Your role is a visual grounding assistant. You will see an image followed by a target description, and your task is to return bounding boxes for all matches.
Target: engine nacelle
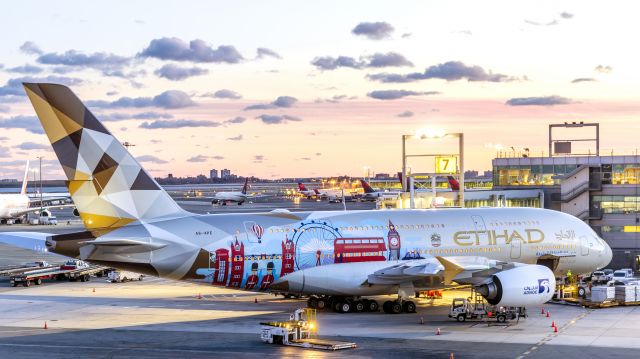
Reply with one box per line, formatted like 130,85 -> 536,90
475,265 -> 555,307
39,209 -> 52,217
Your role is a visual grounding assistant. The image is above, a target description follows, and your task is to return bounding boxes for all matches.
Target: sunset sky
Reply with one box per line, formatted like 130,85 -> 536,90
1,1 -> 639,180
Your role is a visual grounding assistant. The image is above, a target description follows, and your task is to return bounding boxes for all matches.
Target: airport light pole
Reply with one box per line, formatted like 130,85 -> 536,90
401,131 -> 464,208
37,156 -> 43,215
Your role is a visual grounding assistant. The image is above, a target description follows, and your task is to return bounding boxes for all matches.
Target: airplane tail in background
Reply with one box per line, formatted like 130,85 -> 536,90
298,182 -> 307,191
360,179 -> 375,194
20,160 -> 30,195
447,176 -> 460,191
397,172 -> 409,191
23,83 -> 186,231
241,178 -> 249,194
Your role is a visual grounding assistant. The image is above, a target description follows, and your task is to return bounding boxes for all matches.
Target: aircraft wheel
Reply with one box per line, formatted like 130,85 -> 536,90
391,301 -> 403,314
403,301 -> 416,313
366,300 -> 379,312
307,297 -> 318,309
354,301 -> 365,312
383,300 -> 393,314
337,301 -> 351,313
316,297 -> 327,310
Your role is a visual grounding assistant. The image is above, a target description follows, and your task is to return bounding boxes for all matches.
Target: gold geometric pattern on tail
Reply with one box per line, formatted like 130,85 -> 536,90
23,83 -> 186,231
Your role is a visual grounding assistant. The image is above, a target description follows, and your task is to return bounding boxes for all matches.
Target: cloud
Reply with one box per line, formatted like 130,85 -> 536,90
397,110 -> 414,118
227,134 -> 243,141
139,37 -> 244,63
253,155 -> 266,163
525,19 -> 558,26
401,33 -> 412,38
256,114 -> 302,124
139,119 -> 220,129
367,90 -> 440,100
154,64 -> 208,81
0,115 -> 44,134
0,75 -> 83,97
244,96 -> 297,110
315,94 -> 355,103
367,61 -> 515,83
256,48 -> 282,59
212,155 -> 224,160
594,65 -> 612,74
19,41 -> 43,55
37,50 -> 130,72
560,12 -> 574,19
224,116 -> 246,124
0,146 -> 10,158
6,64 -> 43,74
571,78 -> 596,84
0,105 -> 9,113
311,52 -> 412,71
100,111 -> 174,122
300,157 -> 311,161
202,89 -> 242,99
352,22 -> 394,40
315,152 -> 322,156
87,90 -> 195,109
505,96 -> 574,106
136,155 -> 168,164
187,155 -> 210,163
16,142 -> 49,150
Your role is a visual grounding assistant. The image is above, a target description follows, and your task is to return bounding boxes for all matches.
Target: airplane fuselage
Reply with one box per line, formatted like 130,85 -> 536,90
0,194 -> 29,219
54,207 -> 611,296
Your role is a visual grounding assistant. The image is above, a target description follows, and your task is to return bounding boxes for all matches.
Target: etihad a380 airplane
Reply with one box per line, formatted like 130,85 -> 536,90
0,83 -> 611,315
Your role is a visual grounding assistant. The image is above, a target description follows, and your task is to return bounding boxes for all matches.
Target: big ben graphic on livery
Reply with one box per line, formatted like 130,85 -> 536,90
387,220 -> 401,260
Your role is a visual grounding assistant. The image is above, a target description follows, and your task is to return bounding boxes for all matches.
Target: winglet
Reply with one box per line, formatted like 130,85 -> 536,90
436,256 -> 464,285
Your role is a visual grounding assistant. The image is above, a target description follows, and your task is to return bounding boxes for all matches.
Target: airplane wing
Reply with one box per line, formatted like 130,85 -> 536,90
0,231 -> 60,256
366,256 -> 515,287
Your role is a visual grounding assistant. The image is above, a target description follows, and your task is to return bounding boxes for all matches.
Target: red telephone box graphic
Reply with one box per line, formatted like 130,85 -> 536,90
212,248 -> 229,285
229,238 -> 245,287
387,220 -> 401,260
281,235 -> 295,276
334,237 -> 387,263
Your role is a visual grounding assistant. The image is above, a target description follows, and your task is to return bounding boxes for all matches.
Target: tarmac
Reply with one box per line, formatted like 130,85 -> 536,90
0,197 -> 639,358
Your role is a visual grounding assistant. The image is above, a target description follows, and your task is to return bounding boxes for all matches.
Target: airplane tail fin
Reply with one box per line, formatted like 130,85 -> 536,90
360,179 -> 375,193
314,189 -> 320,195
447,176 -> 460,191
241,177 -> 249,194
397,171 -> 409,191
20,160 -> 30,195
298,182 -> 307,191
22,83 -> 186,231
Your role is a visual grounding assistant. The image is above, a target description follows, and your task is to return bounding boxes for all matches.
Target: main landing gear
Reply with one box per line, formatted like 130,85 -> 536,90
306,296 -> 416,314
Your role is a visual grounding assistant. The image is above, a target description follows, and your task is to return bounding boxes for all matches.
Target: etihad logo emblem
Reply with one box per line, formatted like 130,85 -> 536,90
430,233 -> 441,247
453,228 -> 544,246
538,279 -> 550,294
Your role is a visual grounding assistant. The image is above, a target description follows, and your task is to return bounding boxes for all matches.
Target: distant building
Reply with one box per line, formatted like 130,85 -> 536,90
210,169 -> 218,180
374,173 -> 391,180
221,169 -> 231,179
167,173 -> 174,179
464,170 -> 479,179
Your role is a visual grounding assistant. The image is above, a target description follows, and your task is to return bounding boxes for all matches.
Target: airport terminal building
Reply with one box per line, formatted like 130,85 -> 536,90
493,153 -> 640,270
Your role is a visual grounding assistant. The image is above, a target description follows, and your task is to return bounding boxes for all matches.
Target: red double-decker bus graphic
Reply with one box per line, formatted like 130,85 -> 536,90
334,237 -> 387,263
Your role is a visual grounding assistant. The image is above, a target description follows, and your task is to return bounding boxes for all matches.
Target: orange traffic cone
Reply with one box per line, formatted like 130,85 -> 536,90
541,308 -> 545,314
551,321 -> 555,327
43,321 -> 48,330
92,288 -> 95,293
554,325 -> 558,333
546,311 -> 550,318
197,293 -> 203,299
436,327 -> 441,335
450,353 -> 454,359
420,317 -> 425,325
254,297 -> 258,303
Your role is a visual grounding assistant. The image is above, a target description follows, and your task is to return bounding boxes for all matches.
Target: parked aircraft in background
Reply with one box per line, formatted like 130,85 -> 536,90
0,161 -> 73,224
297,183 -> 317,199
210,178 -> 250,205
0,83 -> 612,316
359,179 -> 402,202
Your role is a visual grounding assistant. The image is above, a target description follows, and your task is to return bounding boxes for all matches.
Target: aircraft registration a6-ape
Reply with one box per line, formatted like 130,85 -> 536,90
0,83 -> 612,314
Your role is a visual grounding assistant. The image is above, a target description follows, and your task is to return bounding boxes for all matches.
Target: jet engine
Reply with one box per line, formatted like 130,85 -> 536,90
38,209 -> 52,217
475,265 -> 555,307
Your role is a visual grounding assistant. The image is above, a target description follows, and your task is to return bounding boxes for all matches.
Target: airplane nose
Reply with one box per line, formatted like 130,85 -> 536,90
603,242 -> 613,268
